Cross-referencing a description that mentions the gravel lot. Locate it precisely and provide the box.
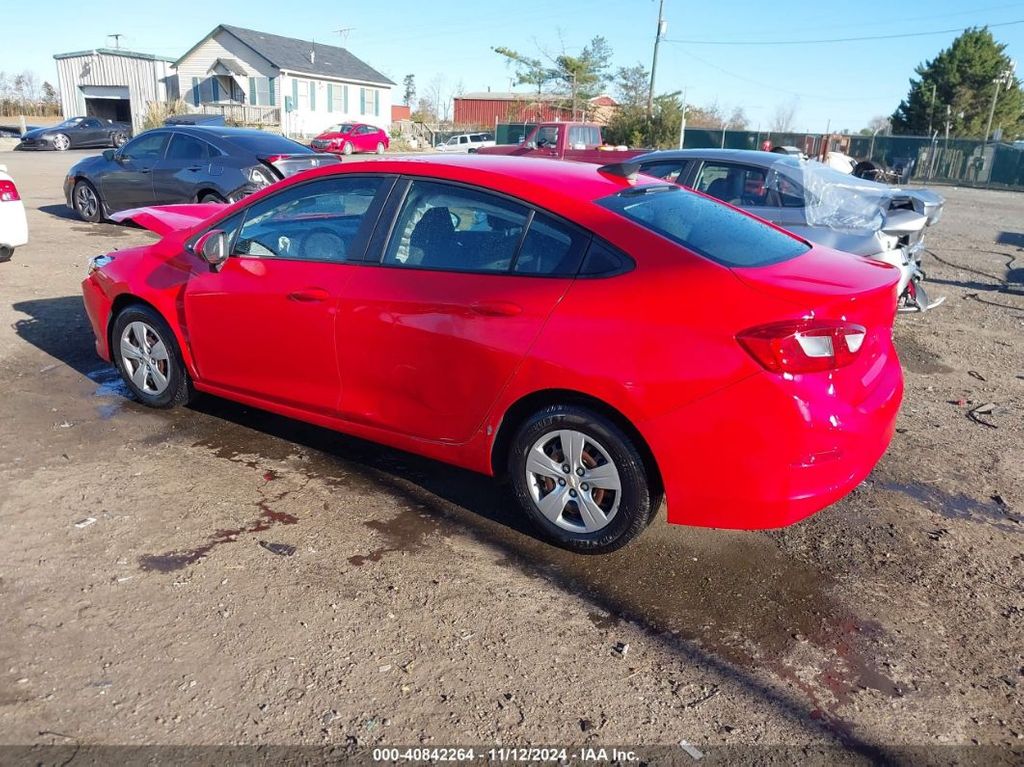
[0,150,1021,763]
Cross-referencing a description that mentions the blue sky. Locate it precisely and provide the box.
[4,0,1023,132]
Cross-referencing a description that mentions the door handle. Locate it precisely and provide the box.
[186,165,202,172]
[469,300,522,317]
[288,288,330,303]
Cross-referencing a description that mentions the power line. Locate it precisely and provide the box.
[676,47,901,103]
[663,18,1024,46]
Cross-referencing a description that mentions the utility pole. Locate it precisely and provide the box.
[647,0,666,120]
[983,61,1016,185]
[927,82,936,135]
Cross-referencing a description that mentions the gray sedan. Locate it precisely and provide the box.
[633,148,944,312]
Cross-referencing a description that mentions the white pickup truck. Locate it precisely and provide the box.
[434,132,496,153]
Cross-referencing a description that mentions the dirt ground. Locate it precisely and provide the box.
[0,150,1021,764]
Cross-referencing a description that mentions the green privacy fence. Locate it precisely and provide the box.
[493,122,1024,190]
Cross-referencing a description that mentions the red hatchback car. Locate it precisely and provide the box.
[82,156,903,552]
[311,123,389,155]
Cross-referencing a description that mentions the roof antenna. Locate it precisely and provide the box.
[333,27,355,46]
[309,39,316,65]
[107,33,123,49]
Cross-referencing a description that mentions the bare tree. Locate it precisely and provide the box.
[727,106,749,130]
[866,115,891,135]
[770,99,799,132]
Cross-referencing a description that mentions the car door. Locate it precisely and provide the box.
[152,133,215,204]
[335,178,588,443]
[183,175,392,413]
[692,161,780,216]
[359,125,377,152]
[73,118,105,147]
[100,132,168,212]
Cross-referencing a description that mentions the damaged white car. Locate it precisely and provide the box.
[634,148,945,312]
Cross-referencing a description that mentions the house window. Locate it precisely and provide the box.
[249,76,272,106]
[191,77,200,107]
[360,88,379,116]
[296,79,310,111]
[329,83,345,113]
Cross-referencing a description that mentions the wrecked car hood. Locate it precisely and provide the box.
[110,204,225,237]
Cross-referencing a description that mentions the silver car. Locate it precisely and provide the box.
[633,149,944,312]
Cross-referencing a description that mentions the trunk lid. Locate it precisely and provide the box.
[731,245,900,395]
[263,153,341,179]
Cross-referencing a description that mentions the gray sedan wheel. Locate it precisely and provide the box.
[73,180,102,223]
[52,133,70,151]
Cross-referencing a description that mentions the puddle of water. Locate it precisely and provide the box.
[139,505,298,573]
[87,366,130,419]
[348,508,442,566]
[879,481,1021,532]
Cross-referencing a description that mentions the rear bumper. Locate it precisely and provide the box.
[644,358,903,529]
[0,201,28,248]
[81,275,113,361]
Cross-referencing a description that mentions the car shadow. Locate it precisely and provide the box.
[11,293,905,761]
[38,203,79,222]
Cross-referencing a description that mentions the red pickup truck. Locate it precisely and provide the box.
[476,122,645,164]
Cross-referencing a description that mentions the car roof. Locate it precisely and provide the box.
[635,148,799,168]
[308,154,659,203]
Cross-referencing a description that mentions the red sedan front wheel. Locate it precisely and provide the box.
[509,405,658,553]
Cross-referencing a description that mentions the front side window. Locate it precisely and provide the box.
[383,181,528,272]
[80,118,103,129]
[121,132,168,161]
[597,185,809,268]
[233,177,385,262]
[534,125,560,148]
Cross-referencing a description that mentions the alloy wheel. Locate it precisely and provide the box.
[525,429,622,533]
[119,321,171,396]
[75,184,99,220]
[53,134,70,151]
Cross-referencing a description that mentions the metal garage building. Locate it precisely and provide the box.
[53,49,178,133]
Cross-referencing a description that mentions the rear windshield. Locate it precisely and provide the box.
[223,133,313,155]
[597,185,809,267]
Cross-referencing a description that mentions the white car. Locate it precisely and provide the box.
[435,132,496,153]
[0,165,28,262]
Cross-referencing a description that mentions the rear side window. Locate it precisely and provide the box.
[166,134,210,161]
[597,186,809,268]
[513,213,588,276]
[224,133,312,155]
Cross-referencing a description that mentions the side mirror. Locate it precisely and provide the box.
[524,141,537,149]
[194,230,229,270]
[102,149,116,162]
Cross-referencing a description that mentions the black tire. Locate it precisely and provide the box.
[72,179,103,223]
[199,192,225,204]
[111,304,192,409]
[508,404,658,553]
[0,246,12,263]
[111,131,128,148]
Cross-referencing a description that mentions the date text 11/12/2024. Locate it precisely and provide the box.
[371,747,642,762]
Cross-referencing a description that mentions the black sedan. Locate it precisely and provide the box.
[64,126,341,223]
[18,117,132,151]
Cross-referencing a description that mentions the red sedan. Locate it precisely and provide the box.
[82,156,903,553]
[310,123,389,155]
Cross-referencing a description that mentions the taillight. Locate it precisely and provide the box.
[737,320,867,374]
[261,154,287,164]
[0,180,20,202]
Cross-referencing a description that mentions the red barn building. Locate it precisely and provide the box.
[453,92,618,127]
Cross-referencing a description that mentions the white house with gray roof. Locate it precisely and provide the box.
[174,25,394,137]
